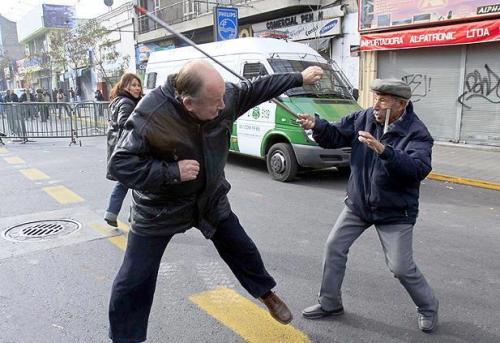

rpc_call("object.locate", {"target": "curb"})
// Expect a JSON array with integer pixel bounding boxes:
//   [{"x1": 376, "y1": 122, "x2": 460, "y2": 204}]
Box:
[{"x1": 427, "y1": 172, "x2": 500, "y2": 191}]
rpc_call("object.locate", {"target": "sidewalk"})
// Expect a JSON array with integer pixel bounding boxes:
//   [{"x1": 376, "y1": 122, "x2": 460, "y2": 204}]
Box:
[{"x1": 428, "y1": 142, "x2": 500, "y2": 191}]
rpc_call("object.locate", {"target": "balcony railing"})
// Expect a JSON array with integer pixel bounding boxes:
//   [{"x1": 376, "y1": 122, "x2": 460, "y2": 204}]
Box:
[{"x1": 137, "y1": 0, "x2": 252, "y2": 35}]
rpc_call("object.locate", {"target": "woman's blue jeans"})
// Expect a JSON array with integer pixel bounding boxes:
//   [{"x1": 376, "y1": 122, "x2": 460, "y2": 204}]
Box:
[{"x1": 106, "y1": 182, "x2": 128, "y2": 216}]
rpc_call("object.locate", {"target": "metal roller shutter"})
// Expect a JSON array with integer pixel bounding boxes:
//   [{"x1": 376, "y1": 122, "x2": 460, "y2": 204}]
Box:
[
  {"x1": 459, "y1": 42, "x2": 500, "y2": 146},
  {"x1": 377, "y1": 47, "x2": 462, "y2": 142}
]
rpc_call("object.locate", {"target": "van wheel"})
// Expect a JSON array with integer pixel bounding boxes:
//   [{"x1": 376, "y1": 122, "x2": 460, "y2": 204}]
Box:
[{"x1": 266, "y1": 143, "x2": 298, "y2": 182}]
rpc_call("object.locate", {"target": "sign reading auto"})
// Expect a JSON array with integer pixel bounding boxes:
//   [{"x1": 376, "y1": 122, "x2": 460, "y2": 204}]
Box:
[{"x1": 360, "y1": 18, "x2": 500, "y2": 51}]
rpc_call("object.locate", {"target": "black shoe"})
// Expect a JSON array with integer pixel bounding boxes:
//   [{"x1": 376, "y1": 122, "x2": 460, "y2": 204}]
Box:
[
  {"x1": 302, "y1": 304, "x2": 344, "y2": 319},
  {"x1": 105, "y1": 218, "x2": 118, "y2": 227},
  {"x1": 418, "y1": 301, "x2": 439, "y2": 332}
]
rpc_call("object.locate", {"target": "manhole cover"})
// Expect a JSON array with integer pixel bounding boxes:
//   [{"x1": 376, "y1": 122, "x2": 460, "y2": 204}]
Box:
[{"x1": 2, "y1": 219, "x2": 81, "y2": 242}]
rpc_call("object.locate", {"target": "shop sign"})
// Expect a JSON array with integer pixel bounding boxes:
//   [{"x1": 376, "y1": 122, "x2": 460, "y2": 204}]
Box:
[
  {"x1": 359, "y1": 0, "x2": 500, "y2": 32},
  {"x1": 214, "y1": 7, "x2": 238, "y2": 41},
  {"x1": 360, "y1": 18, "x2": 500, "y2": 51},
  {"x1": 42, "y1": 4, "x2": 76, "y2": 29},
  {"x1": 255, "y1": 18, "x2": 341, "y2": 41},
  {"x1": 135, "y1": 41, "x2": 175, "y2": 69},
  {"x1": 252, "y1": 6, "x2": 344, "y2": 33},
  {"x1": 350, "y1": 45, "x2": 360, "y2": 57},
  {"x1": 24, "y1": 56, "x2": 43, "y2": 73}
]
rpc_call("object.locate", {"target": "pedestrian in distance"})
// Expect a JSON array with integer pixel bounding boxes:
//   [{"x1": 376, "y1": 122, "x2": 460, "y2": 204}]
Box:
[
  {"x1": 52, "y1": 88, "x2": 58, "y2": 103},
  {"x1": 56, "y1": 89, "x2": 65, "y2": 102},
  {"x1": 43, "y1": 90, "x2": 51, "y2": 102},
  {"x1": 107, "y1": 60, "x2": 323, "y2": 343},
  {"x1": 19, "y1": 88, "x2": 35, "y2": 102},
  {"x1": 4, "y1": 90, "x2": 19, "y2": 103},
  {"x1": 0, "y1": 91, "x2": 4, "y2": 118},
  {"x1": 56, "y1": 88, "x2": 65, "y2": 119},
  {"x1": 69, "y1": 87, "x2": 76, "y2": 102},
  {"x1": 19, "y1": 89, "x2": 35, "y2": 120},
  {"x1": 299, "y1": 79, "x2": 439, "y2": 332},
  {"x1": 95, "y1": 89, "x2": 105, "y2": 101},
  {"x1": 104, "y1": 73, "x2": 143, "y2": 227}
]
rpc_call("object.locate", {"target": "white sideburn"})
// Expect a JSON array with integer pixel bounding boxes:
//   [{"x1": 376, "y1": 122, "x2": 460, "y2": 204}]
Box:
[{"x1": 383, "y1": 108, "x2": 391, "y2": 135}]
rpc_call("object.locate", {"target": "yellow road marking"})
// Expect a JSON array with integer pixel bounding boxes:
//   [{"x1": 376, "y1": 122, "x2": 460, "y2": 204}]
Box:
[
  {"x1": 117, "y1": 219, "x2": 130, "y2": 233},
  {"x1": 428, "y1": 172, "x2": 500, "y2": 191},
  {"x1": 42, "y1": 185, "x2": 85, "y2": 204},
  {"x1": 190, "y1": 288, "x2": 310, "y2": 343},
  {"x1": 4, "y1": 156, "x2": 25, "y2": 164},
  {"x1": 19, "y1": 168, "x2": 50, "y2": 180},
  {"x1": 90, "y1": 223, "x2": 127, "y2": 251},
  {"x1": 0, "y1": 147, "x2": 8, "y2": 154}
]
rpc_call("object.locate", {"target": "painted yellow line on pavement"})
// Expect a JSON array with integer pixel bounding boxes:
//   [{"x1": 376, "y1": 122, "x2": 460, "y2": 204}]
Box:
[
  {"x1": 42, "y1": 185, "x2": 85, "y2": 204},
  {"x1": 4, "y1": 156, "x2": 25, "y2": 164},
  {"x1": 190, "y1": 287, "x2": 310, "y2": 343},
  {"x1": 90, "y1": 223, "x2": 128, "y2": 251},
  {"x1": 428, "y1": 172, "x2": 500, "y2": 191},
  {"x1": 117, "y1": 219, "x2": 130, "y2": 233},
  {"x1": 0, "y1": 147, "x2": 8, "y2": 154},
  {"x1": 19, "y1": 168, "x2": 50, "y2": 180}
]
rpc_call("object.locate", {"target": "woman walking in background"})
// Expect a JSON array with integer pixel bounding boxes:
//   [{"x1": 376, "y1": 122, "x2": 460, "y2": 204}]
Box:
[{"x1": 104, "y1": 73, "x2": 143, "y2": 227}]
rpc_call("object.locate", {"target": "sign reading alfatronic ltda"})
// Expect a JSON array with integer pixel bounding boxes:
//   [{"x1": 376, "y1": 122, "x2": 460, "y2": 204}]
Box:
[{"x1": 214, "y1": 7, "x2": 239, "y2": 41}]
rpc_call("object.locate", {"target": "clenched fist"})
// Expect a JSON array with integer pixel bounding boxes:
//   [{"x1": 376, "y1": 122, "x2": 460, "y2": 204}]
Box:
[
  {"x1": 178, "y1": 159, "x2": 200, "y2": 182},
  {"x1": 301, "y1": 66, "x2": 324, "y2": 85}
]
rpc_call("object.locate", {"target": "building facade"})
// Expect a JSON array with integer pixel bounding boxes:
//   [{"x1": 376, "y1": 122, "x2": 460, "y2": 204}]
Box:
[
  {"x1": 358, "y1": 1, "x2": 500, "y2": 146},
  {"x1": 0, "y1": 15, "x2": 24, "y2": 90},
  {"x1": 16, "y1": 4, "x2": 76, "y2": 93},
  {"x1": 93, "y1": 2, "x2": 137, "y2": 99},
  {"x1": 134, "y1": 0, "x2": 361, "y2": 88}
]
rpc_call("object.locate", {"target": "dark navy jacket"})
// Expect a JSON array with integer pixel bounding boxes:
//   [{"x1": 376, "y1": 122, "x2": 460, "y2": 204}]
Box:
[{"x1": 312, "y1": 102, "x2": 433, "y2": 224}]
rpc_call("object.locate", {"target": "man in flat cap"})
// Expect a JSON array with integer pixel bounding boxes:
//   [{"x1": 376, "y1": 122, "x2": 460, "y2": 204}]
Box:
[{"x1": 298, "y1": 79, "x2": 439, "y2": 332}]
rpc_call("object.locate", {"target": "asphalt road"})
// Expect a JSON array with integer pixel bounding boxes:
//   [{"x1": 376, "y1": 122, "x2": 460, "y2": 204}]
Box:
[{"x1": 0, "y1": 137, "x2": 499, "y2": 343}]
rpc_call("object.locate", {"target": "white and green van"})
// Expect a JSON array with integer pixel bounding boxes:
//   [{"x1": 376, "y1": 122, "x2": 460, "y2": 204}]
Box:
[{"x1": 145, "y1": 37, "x2": 360, "y2": 181}]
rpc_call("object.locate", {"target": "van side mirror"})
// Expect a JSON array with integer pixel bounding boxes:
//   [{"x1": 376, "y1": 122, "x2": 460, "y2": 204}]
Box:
[{"x1": 352, "y1": 88, "x2": 359, "y2": 101}]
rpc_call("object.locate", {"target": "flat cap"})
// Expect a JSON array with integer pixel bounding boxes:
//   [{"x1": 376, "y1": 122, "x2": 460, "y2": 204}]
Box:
[{"x1": 370, "y1": 78, "x2": 411, "y2": 100}]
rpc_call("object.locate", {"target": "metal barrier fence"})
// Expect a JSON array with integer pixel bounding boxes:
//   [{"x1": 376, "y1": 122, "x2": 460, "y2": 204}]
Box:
[{"x1": 0, "y1": 102, "x2": 110, "y2": 145}]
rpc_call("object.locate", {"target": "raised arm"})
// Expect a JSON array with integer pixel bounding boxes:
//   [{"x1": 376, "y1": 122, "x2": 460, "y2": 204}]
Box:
[{"x1": 227, "y1": 66, "x2": 323, "y2": 119}]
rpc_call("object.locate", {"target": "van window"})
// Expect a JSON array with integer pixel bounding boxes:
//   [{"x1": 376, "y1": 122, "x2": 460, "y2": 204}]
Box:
[
  {"x1": 268, "y1": 59, "x2": 353, "y2": 100},
  {"x1": 243, "y1": 62, "x2": 268, "y2": 80},
  {"x1": 146, "y1": 72, "x2": 157, "y2": 89}
]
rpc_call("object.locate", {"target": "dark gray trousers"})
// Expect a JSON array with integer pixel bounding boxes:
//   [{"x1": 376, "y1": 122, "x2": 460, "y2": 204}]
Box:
[{"x1": 319, "y1": 206, "x2": 438, "y2": 316}]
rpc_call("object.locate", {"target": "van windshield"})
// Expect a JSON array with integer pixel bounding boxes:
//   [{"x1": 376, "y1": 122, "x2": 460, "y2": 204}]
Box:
[{"x1": 268, "y1": 59, "x2": 353, "y2": 100}]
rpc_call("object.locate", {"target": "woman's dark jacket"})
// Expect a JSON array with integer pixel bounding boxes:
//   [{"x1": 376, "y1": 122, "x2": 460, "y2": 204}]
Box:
[
  {"x1": 106, "y1": 91, "x2": 140, "y2": 180},
  {"x1": 108, "y1": 73, "x2": 302, "y2": 238},
  {"x1": 312, "y1": 101, "x2": 433, "y2": 225}
]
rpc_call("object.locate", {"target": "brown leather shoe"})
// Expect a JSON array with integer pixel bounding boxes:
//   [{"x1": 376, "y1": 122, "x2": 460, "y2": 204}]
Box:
[{"x1": 260, "y1": 292, "x2": 293, "y2": 324}]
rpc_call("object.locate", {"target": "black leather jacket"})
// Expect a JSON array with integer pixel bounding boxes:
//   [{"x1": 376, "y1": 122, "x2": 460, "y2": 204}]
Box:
[
  {"x1": 106, "y1": 93, "x2": 139, "y2": 180},
  {"x1": 108, "y1": 72, "x2": 303, "y2": 238}
]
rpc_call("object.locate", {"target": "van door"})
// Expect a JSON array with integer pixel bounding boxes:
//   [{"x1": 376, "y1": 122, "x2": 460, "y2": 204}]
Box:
[{"x1": 234, "y1": 60, "x2": 276, "y2": 157}]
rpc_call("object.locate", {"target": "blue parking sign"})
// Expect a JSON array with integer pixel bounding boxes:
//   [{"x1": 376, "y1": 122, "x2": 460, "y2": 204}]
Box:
[{"x1": 214, "y1": 7, "x2": 238, "y2": 41}]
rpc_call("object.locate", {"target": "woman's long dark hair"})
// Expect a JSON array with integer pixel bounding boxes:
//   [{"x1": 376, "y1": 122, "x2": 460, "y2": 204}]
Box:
[{"x1": 110, "y1": 73, "x2": 142, "y2": 100}]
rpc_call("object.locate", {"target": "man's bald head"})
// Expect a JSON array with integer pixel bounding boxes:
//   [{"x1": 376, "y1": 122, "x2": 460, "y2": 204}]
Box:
[
  {"x1": 175, "y1": 60, "x2": 224, "y2": 99},
  {"x1": 176, "y1": 60, "x2": 226, "y2": 121}
]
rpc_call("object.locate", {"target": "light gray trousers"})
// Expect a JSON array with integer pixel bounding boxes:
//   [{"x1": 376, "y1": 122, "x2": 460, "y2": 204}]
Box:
[{"x1": 319, "y1": 206, "x2": 438, "y2": 316}]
